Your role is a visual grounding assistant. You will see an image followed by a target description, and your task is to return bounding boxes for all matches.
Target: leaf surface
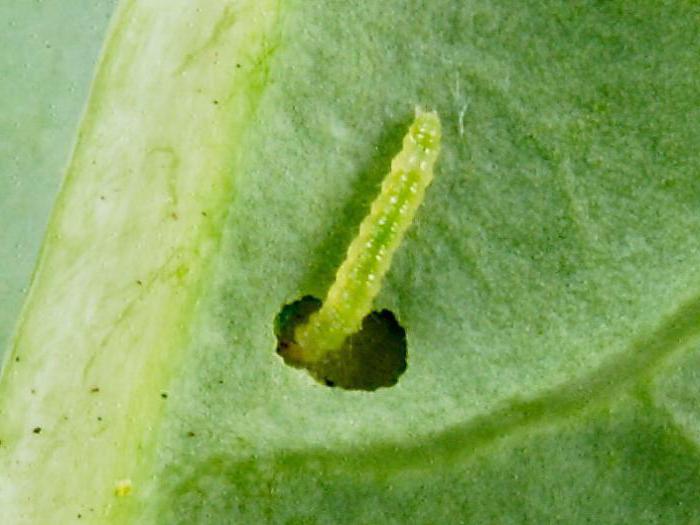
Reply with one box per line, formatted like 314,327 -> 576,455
2,1 -> 700,523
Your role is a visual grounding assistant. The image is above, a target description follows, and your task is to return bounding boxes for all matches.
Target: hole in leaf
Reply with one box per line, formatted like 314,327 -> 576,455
274,296 -> 407,391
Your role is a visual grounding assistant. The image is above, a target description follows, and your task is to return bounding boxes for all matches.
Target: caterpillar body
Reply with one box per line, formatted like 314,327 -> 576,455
295,108 -> 441,363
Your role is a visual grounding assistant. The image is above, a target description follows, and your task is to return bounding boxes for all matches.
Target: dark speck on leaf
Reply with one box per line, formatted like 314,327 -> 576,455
32,427 -> 41,434
161,392 -> 168,399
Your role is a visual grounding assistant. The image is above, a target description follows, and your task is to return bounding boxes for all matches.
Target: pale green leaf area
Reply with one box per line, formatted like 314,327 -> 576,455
0,0 -> 118,352
2,0 -> 700,523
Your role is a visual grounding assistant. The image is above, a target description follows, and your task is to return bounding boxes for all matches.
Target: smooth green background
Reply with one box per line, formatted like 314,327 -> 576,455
3,1 -> 700,523
0,0 -> 117,351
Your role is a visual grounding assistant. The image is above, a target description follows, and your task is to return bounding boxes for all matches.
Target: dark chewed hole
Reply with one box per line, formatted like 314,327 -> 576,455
274,296 -> 407,391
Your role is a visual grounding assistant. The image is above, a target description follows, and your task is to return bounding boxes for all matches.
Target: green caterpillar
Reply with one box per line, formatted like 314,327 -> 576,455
295,108 -> 441,364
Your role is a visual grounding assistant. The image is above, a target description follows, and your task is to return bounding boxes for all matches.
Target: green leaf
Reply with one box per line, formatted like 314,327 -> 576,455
0,0 -> 117,352
2,1 -> 700,523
